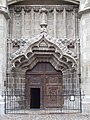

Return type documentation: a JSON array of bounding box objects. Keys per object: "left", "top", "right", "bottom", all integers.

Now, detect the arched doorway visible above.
[
  {"left": 25, "top": 62, "right": 63, "bottom": 109},
  {"left": 7, "top": 36, "right": 81, "bottom": 113}
]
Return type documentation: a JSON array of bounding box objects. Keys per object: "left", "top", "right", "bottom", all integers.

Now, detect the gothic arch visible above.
[{"left": 11, "top": 34, "right": 77, "bottom": 72}]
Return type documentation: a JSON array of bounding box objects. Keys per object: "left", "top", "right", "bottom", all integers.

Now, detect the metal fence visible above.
[{"left": 5, "top": 70, "right": 82, "bottom": 114}]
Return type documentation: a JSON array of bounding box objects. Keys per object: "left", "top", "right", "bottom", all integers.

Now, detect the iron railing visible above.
[{"left": 5, "top": 70, "right": 82, "bottom": 114}]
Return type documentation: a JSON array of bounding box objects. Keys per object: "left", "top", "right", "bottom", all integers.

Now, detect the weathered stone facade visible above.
[
  {"left": 0, "top": 0, "right": 9, "bottom": 114},
  {"left": 6, "top": 0, "right": 81, "bottom": 114},
  {"left": 80, "top": 0, "right": 90, "bottom": 113},
  {"left": 0, "top": 0, "right": 90, "bottom": 114}
]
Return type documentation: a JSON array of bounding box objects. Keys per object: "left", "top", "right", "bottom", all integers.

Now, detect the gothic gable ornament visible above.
[
  {"left": 11, "top": 32, "right": 77, "bottom": 71},
  {"left": 10, "top": 6, "right": 77, "bottom": 71}
]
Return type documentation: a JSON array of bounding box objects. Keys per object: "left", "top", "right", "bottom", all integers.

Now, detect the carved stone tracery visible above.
[
  {"left": 10, "top": 32, "right": 77, "bottom": 71},
  {"left": 8, "top": 5, "right": 78, "bottom": 71},
  {"left": 9, "top": 5, "right": 79, "bottom": 41},
  {"left": 13, "top": 5, "right": 78, "bottom": 13}
]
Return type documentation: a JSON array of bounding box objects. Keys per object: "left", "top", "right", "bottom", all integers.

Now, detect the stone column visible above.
[
  {"left": 0, "top": 0, "right": 9, "bottom": 114},
  {"left": 63, "top": 7, "right": 66, "bottom": 39},
  {"left": 80, "top": 0, "right": 90, "bottom": 113},
  {"left": 54, "top": 8, "right": 56, "bottom": 38},
  {"left": 21, "top": 8, "right": 25, "bottom": 38}
]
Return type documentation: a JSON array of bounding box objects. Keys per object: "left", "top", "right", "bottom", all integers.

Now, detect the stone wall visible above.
[
  {"left": 8, "top": 5, "right": 79, "bottom": 57},
  {"left": 9, "top": 5, "right": 79, "bottom": 40},
  {"left": 80, "top": 0, "right": 90, "bottom": 113},
  {"left": 0, "top": 0, "right": 8, "bottom": 114}
]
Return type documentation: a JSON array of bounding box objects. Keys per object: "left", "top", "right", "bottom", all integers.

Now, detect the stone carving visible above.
[
  {"left": 39, "top": 40, "right": 48, "bottom": 47},
  {"left": 12, "top": 38, "right": 29, "bottom": 47},
  {"left": 12, "top": 39, "right": 20, "bottom": 47},
  {"left": 11, "top": 33, "right": 76, "bottom": 58},
  {"left": 29, "top": 76, "right": 41, "bottom": 84},
  {"left": 40, "top": 8, "right": 48, "bottom": 33},
  {"left": 46, "top": 86, "right": 57, "bottom": 105},
  {"left": 14, "top": 6, "right": 22, "bottom": 13},
  {"left": 56, "top": 8, "right": 63, "bottom": 12},
  {"left": 47, "top": 8, "right": 54, "bottom": 12},
  {"left": 46, "top": 86, "right": 64, "bottom": 106},
  {"left": 67, "top": 40, "right": 75, "bottom": 49},
  {"left": 48, "top": 76, "right": 59, "bottom": 83},
  {"left": 23, "top": 6, "right": 31, "bottom": 12},
  {"left": 40, "top": 27, "right": 47, "bottom": 33},
  {"left": 49, "top": 96, "right": 57, "bottom": 104},
  {"left": 33, "top": 7, "right": 40, "bottom": 12},
  {"left": 66, "top": 8, "right": 73, "bottom": 12},
  {"left": 45, "top": 96, "right": 56, "bottom": 105},
  {"left": 12, "top": 5, "right": 77, "bottom": 13},
  {"left": 9, "top": 5, "right": 78, "bottom": 70},
  {"left": 9, "top": 5, "right": 78, "bottom": 40},
  {"left": 10, "top": 32, "right": 77, "bottom": 71},
  {"left": 48, "top": 87, "right": 57, "bottom": 95},
  {"left": 14, "top": 6, "right": 32, "bottom": 13}
]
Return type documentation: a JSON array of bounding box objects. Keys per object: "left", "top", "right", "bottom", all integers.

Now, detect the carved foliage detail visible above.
[
  {"left": 27, "top": 75, "right": 41, "bottom": 84},
  {"left": 14, "top": 6, "right": 22, "bottom": 13},
  {"left": 24, "top": 6, "right": 31, "bottom": 12},
  {"left": 12, "top": 39, "right": 20, "bottom": 47}
]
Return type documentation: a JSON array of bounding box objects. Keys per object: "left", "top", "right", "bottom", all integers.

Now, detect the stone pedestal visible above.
[{"left": 80, "top": 0, "right": 90, "bottom": 113}]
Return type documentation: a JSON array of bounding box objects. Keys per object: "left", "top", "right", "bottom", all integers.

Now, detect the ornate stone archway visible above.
[
  {"left": 11, "top": 33, "right": 77, "bottom": 72},
  {"left": 8, "top": 33, "right": 78, "bottom": 110}
]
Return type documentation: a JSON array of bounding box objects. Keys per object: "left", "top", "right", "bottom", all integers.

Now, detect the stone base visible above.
[
  {"left": 0, "top": 95, "right": 4, "bottom": 114},
  {"left": 82, "top": 96, "right": 90, "bottom": 113}
]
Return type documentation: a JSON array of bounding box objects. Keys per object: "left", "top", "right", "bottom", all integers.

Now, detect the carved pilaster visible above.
[
  {"left": 7, "top": 39, "right": 12, "bottom": 69},
  {"left": 21, "top": 8, "right": 25, "bottom": 38},
  {"left": 31, "top": 8, "right": 34, "bottom": 37},
  {"left": 12, "top": 11, "right": 16, "bottom": 39},
  {"left": 9, "top": 5, "right": 79, "bottom": 41},
  {"left": 63, "top": 8, "right": 66, "bottom": 39},
  {"left": 73, "top": 9, "right": 76, "bottom": 40},
  {"left": 24, "top": 11, "right": 31, "bottom": 39},
  {"left": 40, "top": 8, "right": 48, "bottom": 33},
  {"left": 56, "top": 7, "right": 63, "bottom": 38},
  {"left": 75, "top": 8, "right": 79, "bottom": 39},
  {"left": 9, "top": 8, "right": 13, "bottom": 39},
  {"left": 15, "top": 13, "right": 21, "bottom": 39},
  {"left": 54, "top": 8, "right": 56, "bottom": 38}
]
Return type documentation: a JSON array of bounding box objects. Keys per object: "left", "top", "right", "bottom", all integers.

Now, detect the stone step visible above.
[{"left": 0, "top": 113, "right": 90, "bottom": 120}]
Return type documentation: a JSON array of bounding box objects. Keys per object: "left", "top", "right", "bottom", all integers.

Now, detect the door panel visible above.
[{"left": 25, "top": 62, "right": 63, "bottom": 108}]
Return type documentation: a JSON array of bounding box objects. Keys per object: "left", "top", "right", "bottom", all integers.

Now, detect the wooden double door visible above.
[{"left": 25, "top": 62, "right": 63, "bottom": 109}]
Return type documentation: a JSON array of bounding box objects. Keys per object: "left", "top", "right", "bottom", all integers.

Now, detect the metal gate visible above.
[{"left": 5, "top": 69, "right": 82, "bottom": 114}]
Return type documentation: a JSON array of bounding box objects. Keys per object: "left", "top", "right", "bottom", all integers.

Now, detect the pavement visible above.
[{"left": 0, "top": 111, "right": 90, "bottom": 120}]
